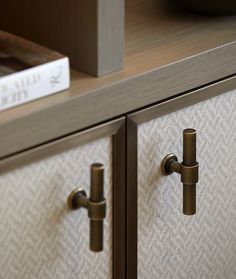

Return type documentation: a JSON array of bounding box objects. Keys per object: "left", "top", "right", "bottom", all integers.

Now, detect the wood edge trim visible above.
[
  {"left": 0, "top": 117, "right": 125, "bottom": 174},
  {"left": 113, "top": 120, "right": 126, "bottom": 279},
  {"left": 0, "top": 42, "right": 235, "bottom": 159},
  {"left": 97, "top": 0, "right": 125, "bottom": 76},
  {"left": 126, "top": 117, "right": 138, "bottom": 279},
  {"left": 129, "top": 75, "right": 236, "bottom": 125}
]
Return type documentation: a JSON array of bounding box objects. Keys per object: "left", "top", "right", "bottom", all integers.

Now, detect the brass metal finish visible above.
[
  {"left": 67, "top": 188, "right": 88, "bottom": 210},
  {"left": 181, "top": 165, "right": 199, "bottom": 185},
  {"left": 183, "top": 185, "right": 196, "bottom": 216},
  {"left": 89, "top": 163, "right": 105, "bottom": 252},
  {"left": 183, "top": 129, "right": 196, "bottom": 166},
  {"left": 68, "top": 163, "right": 106, "bottom": 252},
  {"left": 161, "top": 154, "right": 179, "bottom": 175},
  {"left": 161, "top": 129, "right": 199, "bottom": 215}
]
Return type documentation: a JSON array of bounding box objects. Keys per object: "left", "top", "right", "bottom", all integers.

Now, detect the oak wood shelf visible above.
[
  {"left": 0, "top": 0, "right": 236, "bottom": 158},
  {"left": 0, "top": 0, "right": 124, "bottom": 77}
]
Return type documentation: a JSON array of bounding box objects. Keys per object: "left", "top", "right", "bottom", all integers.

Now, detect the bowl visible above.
[{"left": 171, "top": 0, "right": 236, "bottom": 15}]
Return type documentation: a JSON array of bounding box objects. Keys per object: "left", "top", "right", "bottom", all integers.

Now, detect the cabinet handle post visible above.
[
  {"left": 68, "top": 163, "right": 106, "bottom": 252},
  {"left": 161, "top": 129, "right": 199, "bottom": 215}
]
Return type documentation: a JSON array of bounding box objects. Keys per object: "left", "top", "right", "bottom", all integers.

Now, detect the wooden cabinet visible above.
[
  {"left": 0, "top": 119, "right": 126, "bottom": 279},
  {"left": 0, "top": 78, "right": 236, "bottom": 279},
  {"left": 127, "top": 85, "right": 236, "bottom": 278},
  {"left": 0, "top": 1, "right": 236, "bottom": 276},
  {"left": 1, "top": 78, "right": 236, "bottom": 279}
]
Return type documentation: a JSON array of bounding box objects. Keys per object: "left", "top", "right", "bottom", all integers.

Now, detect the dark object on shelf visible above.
[{"left": 171, "top": 0, "right": 236, "bottom": 15}]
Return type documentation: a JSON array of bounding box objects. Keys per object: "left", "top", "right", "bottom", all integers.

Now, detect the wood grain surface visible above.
[
  {"left": 0, "top": 0, "right": 235, "bottom": 158},
  {"left": 0, "top": 0, "right": 124, "bottom": 76}
]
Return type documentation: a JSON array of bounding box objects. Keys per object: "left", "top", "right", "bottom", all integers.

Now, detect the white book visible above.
[{"left": 0, "top": 31, "right": 70, "bottom": 111}]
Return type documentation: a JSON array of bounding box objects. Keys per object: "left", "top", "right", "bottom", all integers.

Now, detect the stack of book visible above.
[{"left": 0, "top": 31, "right": 70, "bottom": 111}]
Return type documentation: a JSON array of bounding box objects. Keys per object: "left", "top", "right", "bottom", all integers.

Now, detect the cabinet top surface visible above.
[{"left": 0, "top": 0, "right": 236, "bottom": 158}]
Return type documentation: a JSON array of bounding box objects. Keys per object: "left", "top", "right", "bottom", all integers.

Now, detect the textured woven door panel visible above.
[
  {"left": 138, "top": 90, "right": 236, "bottom": 279},
  {"left": 0, "top": 137, "right": 112, "bottom": 279}
]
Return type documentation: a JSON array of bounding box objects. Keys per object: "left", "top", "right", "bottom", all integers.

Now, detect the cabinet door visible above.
[
  {"left": 130, "top": 89, "right": 236, "bottom": 278},
  {"left": 0, "top": 120, "right": 125, "bottom": 279}
]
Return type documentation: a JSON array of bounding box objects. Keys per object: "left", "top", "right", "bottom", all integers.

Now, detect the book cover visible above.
[{"left": 0, "top": 31, "right": 70, "bottom": 111}]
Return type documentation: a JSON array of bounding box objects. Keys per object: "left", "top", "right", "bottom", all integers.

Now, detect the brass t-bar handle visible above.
[
  {"left": 68, "top": 163, "right": 106, "bottom": 252},
  {"left": 161, "top": 129, "right": 199, "bottom": 215}
]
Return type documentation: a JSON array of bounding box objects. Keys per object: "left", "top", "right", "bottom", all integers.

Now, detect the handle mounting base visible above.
[
  {"left": 161, "top": 153, "right": 178, "bottom": 175},
  {"left": 67, "top": 188, "right": 87, "bottom": 210}
]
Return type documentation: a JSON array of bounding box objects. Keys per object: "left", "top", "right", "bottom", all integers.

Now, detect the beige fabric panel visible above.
[
  {"left": 138, "top": 90, "right": 236, "bottom": 279},
  {"left": 0, "top": 137, "right": 112, "bottom": 279}
]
